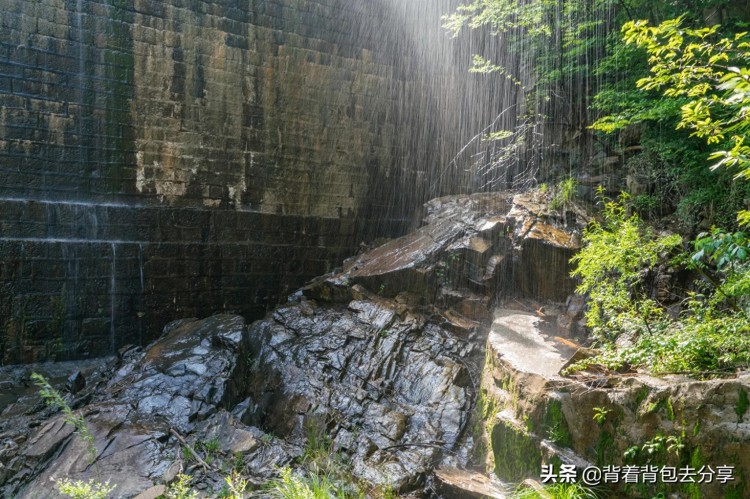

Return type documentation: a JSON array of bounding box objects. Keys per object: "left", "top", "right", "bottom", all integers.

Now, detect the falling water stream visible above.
[
  {"left": 5, "top": 0, "right": 750, "bottom": 499},
  {"left": 109, "top": 242, "right": 116, "bottom": 354}
]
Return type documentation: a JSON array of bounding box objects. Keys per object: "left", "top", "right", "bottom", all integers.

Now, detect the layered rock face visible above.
[
  {"left": 0, "top": 192, "right": 584, "bottom": 496},
  {"left": 6, "top": 191, "right": 745, "bottom": 498},
  {"left": 0, "top": 0, "right": 502, "bottom": 363}
]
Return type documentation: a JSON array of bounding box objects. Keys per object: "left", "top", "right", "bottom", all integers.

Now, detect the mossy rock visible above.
[
  {"left": 543, "top": 396, "right": 572, "bottom": 448},
  {"left": 491, "top": 417, "right": 543, "bottom": 482}
]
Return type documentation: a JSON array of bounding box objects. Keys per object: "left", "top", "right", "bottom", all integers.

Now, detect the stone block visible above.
[{"left": 0, "top": 0, "right": 480, "bottom": 363}]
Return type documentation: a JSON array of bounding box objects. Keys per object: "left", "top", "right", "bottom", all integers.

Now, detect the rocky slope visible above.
[
  {"left": 5, "top": 191, "right": 745, "bottom": 498},
  {"left": 0, "top": 191, "right": 584, "bottom": 497}
]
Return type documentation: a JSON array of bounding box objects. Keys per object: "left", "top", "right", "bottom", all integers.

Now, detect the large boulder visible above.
[
  {"left": 305, "top": 191, "right": 585, "bottom": 309},
  {"left": 242, "top": 294, "right": 478, "bottom": 491},
  {"left": 482, "top": 309, "right": 750, "bottom": 499},
  {"left": 0, "top": 315, "right": 292, "bottom": 498}
]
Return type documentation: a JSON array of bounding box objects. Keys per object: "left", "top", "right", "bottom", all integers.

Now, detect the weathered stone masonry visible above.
[{"left": 0, "top": 0, "right": 492, "bottom": 363}]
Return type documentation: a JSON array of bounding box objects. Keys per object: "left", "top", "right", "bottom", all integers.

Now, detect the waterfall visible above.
[{"left": 110, "top": 242, "right": 117, "bottom": 354}]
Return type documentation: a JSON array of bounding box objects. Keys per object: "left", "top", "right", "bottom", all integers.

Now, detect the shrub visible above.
[{"left": 55, "top": 478, "right": 115, "bottom": 499}]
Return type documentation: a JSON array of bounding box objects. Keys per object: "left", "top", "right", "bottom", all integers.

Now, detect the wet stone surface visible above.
[
  {"left": 0, "top": 306, "right": 482, "bottom": 497},
  {"left": 0, "top": 314, "right": 265, "bottom": 498},
  {"left": 243, "top": 296, "right": 480, "bottom": 491},
  {"left": 0, "top": 192, "right": 586, "bottom": 496}
]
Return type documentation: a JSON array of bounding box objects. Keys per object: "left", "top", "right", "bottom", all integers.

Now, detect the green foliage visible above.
[
  {"left": 550, "top": 177, "right": 578, "bottom": 212},
  {"left": 592, "top": 407, "right": 611, "bottom": 425},
  {"left": 620, "top": 18, "right": 750, "bottom": 190},
  {"left": 221, "top": 472, "right": 250, "bottom": 499},
  {"left": 590, "top": 4, "right": 750, "bottom": 230},
  {"left": 570, "top": 191, "right": 682, "bottom": 343},
  {"left": 449, "top": 1, "right": 750, "bottom": 229},
  {"left": 302, "top": 417, "right": 333, "bottom": 465},
  {"left": 258, "top": 417, "right": 375, "bottom": 499},
  {"left": 544, "top": 398, "right": 572, "bottom": 447},
  {"left": 264, "top": 468, "right": 353, "bottom": 499},
  {"left": 569, "top": 192, "right": 750, "bottom": 373},
  {"left": 31, "top": 373, "right": 97, "bottom": 463},
  {"left": 580, "top": 8, "right": 750, "bottom": 371},
  {"left": 623, "top": 432, "right": 686, "bottom": 464},
  {"left": 447, "top": 0, "right": 611, "bottom": 95},
  {"left": 692, "top": 229, "right": 749, "bottom": 270},
  {"left": 687, "top": 228, "right": 750, "bottom": 320},
  {"left": 180, "top": 444, "right": 194, "bottom": 463},
  {"left": 630, "top": 194, "right": 660, "bottom": 219},
  {"left": 444, "top": 0, "right": 618, "bottom": 179},
  {"left": 195, "top": 437, "right": 221, "bottom": 465},
  {"left": 592, "top": 10, "right": 750, "bottom": 226},
  {"left": 165, "top": 474, "right": 199, "bottom": 499},
  {"left": 483, "top": 129, "right": 515, "bottom": 141},
  {"left": 442, "top": 0, "right": 553, "bottom": 40},
  {"left": 201, "top": 438, "right": 221, "bottom": 455},
  {"left": 55, "top": 478, "right": 116, "bottom": 499},
  {"left": 511, "top": 481, "right": 600, "bottom": 499}
]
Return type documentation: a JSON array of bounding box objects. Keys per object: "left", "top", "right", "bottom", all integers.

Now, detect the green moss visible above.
[
  {"left": 491, "top": 419, "right": 542, "bottom": 482},
  {"left": 499, "top": 374, "right": 520, "bottom": 412},
  {"left": 543, "top": 397, "right": 572, "bottom": 447},
  {"left": 665, "top": 398, "right": 676, "bottom": 421},
  {"left": 722, "top": 466, "right": 745, "bottom": 499},
  {"left": 690, "top": 447, "right": 703, "bottom": 468},
  {"left": 523, "top": 414, "right": 535, "bottom": 434},
  {"left": 736, "top": 388, "right": 748, "bottom": 423},
  {"left": 471, "top": 387, "right": 501, "bottom": 467},
  {"left": 682, "top": 448, "right": 704, "bottom": 499},
  {"left": 595, "top": 431, "right": 615, "bottom": 468},
  {"left": 634, "top": 385, "right": 650, "bottom": 409},
  {"left": 478, "top": 388, "right": 501, "bottom": 432},
  {"left": 724, "top": 484, "right": 744, "bottom": 499},
  {"left": 644, "top": 397, "right": 676, "bottom": 421}
]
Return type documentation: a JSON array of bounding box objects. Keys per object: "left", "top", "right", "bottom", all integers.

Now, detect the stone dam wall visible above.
[{"left": 0, "top": 0, "right": 502, "bottom": 363}]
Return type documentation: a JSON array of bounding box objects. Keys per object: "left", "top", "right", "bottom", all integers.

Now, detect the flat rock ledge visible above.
[{"left": 483, "top": 309, "right": 750, "bottom": 498}]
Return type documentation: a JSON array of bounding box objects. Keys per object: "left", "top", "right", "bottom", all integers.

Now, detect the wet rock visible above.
[
  {"left": 110, "top": 314, "right": 247, "bottom": 433},
  {"left": 306, "top": 192, "right": 585, "bottom": 306},
  {"left": 199, "top": 411, "right": 258, "bottom": 454},
  {"left": 65, "top": 371, "right": 85, "bottom": 394},
  {"left": 2, "top": 298, "right": 481, "bottom": 496},
  {"left": 556, "top": 294, "right": 588, "bottom": 339},
  {"left": 244, "top": 298, "right": 479, "bottom": 491},
  {"left": 432, "top": 467, "right": 508, "bottom": 498},
  {"left": 18, "top": 403, "right": 166, "bottom": 498},
  {"left": 490, "top": 310, "right": 577, "bottom": 380},
  {"left": 0, "top": 192, "right": 591, "bottom": 496},
  {"left": 0, "top": 315, "right": 271, "bottom": 498},
  {"left": 21, "top": 417, "right": 74, "bottom": 460},
  {"left": 482, "top": 310, "right": 750, "bottom": 498}
]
